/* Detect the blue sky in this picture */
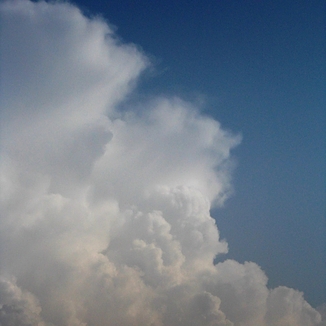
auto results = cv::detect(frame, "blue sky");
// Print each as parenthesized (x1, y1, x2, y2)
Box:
(73, 0, 325, 307)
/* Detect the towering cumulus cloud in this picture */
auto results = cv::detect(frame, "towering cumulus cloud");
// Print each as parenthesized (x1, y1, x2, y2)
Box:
(0, 1, 324, 325)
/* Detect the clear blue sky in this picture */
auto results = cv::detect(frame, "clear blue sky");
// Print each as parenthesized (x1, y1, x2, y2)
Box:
(73, 0, 325, 307)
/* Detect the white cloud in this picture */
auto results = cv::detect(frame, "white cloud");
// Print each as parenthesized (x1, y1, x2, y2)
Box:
(0, 1, 324, 325)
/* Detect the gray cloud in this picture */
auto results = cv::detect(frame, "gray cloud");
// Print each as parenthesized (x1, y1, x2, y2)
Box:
(0, 1, 324, 325)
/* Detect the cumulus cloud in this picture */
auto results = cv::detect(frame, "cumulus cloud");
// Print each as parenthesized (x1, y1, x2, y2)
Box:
(0, 1, 324, 325)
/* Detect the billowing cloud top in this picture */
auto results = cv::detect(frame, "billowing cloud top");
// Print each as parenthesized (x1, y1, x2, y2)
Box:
(0, 1, 324, 325)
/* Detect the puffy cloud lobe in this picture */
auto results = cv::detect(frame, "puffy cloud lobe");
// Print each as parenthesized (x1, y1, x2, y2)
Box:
(0, 277, 45, 326)
(0, 1, 324, 325)
(89, 98, 240, 215)
(265, 287, 324, 326)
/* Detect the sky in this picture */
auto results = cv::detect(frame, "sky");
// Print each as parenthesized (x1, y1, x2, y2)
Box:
(0, 0, 325, 325)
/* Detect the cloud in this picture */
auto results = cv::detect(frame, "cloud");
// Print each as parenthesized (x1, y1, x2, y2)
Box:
(0, 1, 324, 325)
(0, 277, 45, 326)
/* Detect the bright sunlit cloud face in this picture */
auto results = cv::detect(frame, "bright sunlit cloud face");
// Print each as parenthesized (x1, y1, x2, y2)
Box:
(0, 1, 324, 325)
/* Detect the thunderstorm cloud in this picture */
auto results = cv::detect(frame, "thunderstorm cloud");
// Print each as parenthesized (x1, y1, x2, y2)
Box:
(0, 1, 324, 325)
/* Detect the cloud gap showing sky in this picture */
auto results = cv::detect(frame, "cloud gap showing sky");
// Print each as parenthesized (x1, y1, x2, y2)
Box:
(0, 1, 325, 325)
